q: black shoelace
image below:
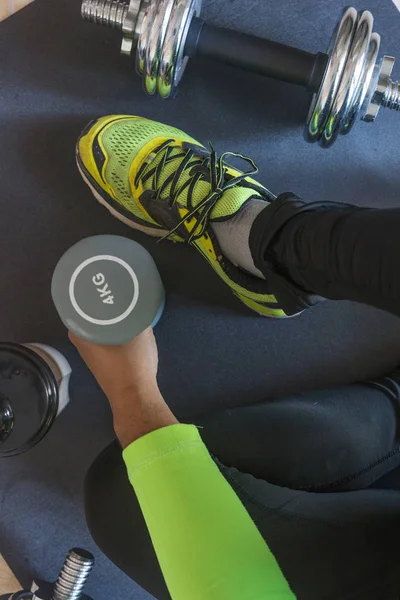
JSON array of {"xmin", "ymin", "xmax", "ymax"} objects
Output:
[{"xmin": 134, "ymin": 139, "xmax": 269, "ymax": 243}]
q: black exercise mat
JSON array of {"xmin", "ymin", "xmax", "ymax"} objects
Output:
[{"xmin": 1, "ymin": 0, "xmax": 400, "ymax": 597}]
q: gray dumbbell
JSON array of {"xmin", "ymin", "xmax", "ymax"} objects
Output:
[{"xmin": 52, "ymin": 235, "xmax": 165, "ymax": 345}]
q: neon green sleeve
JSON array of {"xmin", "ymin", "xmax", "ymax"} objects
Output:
[{"xmin": 123, "ymin": 423, "xmax": 294, "ymax": 600}]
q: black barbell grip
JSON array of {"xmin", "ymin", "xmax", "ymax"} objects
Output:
[{"xmin": 185, "ymin": 18, "xmax": 329, "ymax": 93}]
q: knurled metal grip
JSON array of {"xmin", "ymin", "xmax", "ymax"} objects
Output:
[
  {"xmin": 81, "ymin": 0, "xmax": 400, "ymax": 147},
  {"xmin": 7, "ymin": 548, "xmax": 94, "ymax": 600}
]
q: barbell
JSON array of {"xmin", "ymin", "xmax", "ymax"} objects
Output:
[{"xmin": 81, "ymin": 0, "xmax": 400, "ymax": 147}]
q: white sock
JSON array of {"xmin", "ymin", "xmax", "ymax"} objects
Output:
[{"xmin": 211, "ymin": 199, "xmax": 267, "ymax": 279}]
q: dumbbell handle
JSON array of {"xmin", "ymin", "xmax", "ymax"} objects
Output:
[{"xmin": 186, "ymin": 18, "xmax": 329, "ymax": 92}]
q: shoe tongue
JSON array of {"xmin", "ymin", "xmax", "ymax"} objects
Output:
[{"xmin": 141, "ymin": 146, "xmax": 261, "ymax": 220}]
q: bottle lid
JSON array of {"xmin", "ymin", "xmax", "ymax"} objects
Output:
[{"xmin": 0, "ymin": 343, "xmax": 58, "ymax": 457}]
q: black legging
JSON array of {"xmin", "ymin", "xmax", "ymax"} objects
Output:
[
  {"xmin": 85, "ymin": 198, "xmax": 400, "ymax": 600},
  {"xmin": 250, "ymin": 194, "xmax": 400, "ymax": 317}
]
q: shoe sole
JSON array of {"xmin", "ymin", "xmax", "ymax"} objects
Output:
[{"xmin": 77, "ymin": 159, "xmax": 169, "ymax": 239}]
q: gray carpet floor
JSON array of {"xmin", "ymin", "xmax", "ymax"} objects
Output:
[{"xmin": 1, "ymin": 0, "xmax": 400, "ymax": 597}]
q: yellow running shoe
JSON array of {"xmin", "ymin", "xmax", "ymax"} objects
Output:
[{"xmin": 76, "ymin": 115, "xmax": 289, "ymax": 317}]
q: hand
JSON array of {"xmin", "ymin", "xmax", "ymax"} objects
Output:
[
  {"xmin": 69, "ymin": 328, "xmax": 178, "ymax": 447},
  {"xmin": 69, "ymin": 328, "xmax": 159, "ymax": 402}
]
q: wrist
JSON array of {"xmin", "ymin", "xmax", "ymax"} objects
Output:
[
  {"xmin": 108, "ymin": 379, "xmax": 179, "ymax": 448},
  {"xmin": 106, "ymin": 373, "xmax": 158, "ymax": 407},
  {"xmin": 114, "ymin": 412, "xmax": 179, "ymax": 449}
]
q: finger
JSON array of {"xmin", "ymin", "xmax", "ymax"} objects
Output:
[{"xmin": 68, "ymin": 331, "xmax": 78, "ymax": 346}]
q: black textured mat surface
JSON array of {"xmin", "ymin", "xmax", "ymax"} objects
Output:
[{"xmin": 1, "ymin": 0, "xmax": 400, "ymax": 598}]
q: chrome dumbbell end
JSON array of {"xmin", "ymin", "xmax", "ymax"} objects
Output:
[
  {"xmin": 6, "ymin": 549, "xmax": 94, "ymax": 600},
  {"xmin": 306, "ymin": 8, "xmax": 399, "ymax": 146},
  {"xmin": 81, "ymin": 0, "xmax": 202, "ymax": 97},
  {"xmin": 363, "ymin": 55, "xmax": 400, "ymax": 122},
  {"xmin": 81, "ymin": 0, "xmax": 197, "ymax": 93},
  {"xmin": 305, "ymin": 8, "xmax": 379, "ymax": 146},
  {"xmin": 31, "ymin": 548, "xmax": 94, "ymax": 600}
]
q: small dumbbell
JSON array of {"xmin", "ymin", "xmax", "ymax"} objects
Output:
[
  {"xmin": 81, "ymin": 1, "xmax": 400, "ymax": 147},
  {"xmin": 6, "ymin": 548, "xmax": 94, "ymax": 600},
  {"xmin": 52, "ymin": 235, "xmax": 165, "ymax": 345}
]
